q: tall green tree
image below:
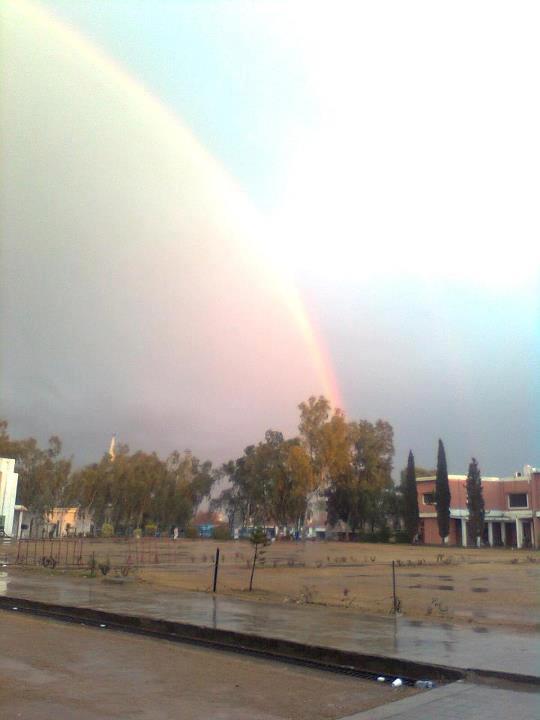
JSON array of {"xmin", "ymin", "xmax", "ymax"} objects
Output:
[
  {"xmin": 68, "ymin": 447, "xmax": 217, "ymax": 532},
  {"xmin": 216, "ymin": 430, "xmax": 314, "ymax": 532},
  {"xmin": 0, "ymin": 420, "xmax": 71, "ymax": 517},
  {"xmin": 298, "ymin": 395, "xmax": 332, "ymax": 482},
  {"xmin": 326, "ymin": 418, "xmax": 394, "ymax": 533},
  {"xmin": 466, "ymin": 457, "xmax": 485, "ymax": 546},
  {"xmin": 402, "ymin": 450, "xmax": 420, "ymax": 542},
  {"xmin": 435, "ymin": 439, "xmax": 451, "ymax": 543}
]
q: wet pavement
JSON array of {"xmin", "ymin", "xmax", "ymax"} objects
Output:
[
  {"xmin": 343, "ymin": 682, "xmax": 540, "ymax": 720},
  {"xmin": 2, "ymin": 611, "xmax": 408, "ymax": 720},
  {"xmin": 1, "ymin": 569, "xmax": 538, "ymax": 678}
]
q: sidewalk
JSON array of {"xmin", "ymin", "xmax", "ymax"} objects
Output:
[
  {"xmin": 1, "ymin": 568, "xmax": 538, "ymax": 680},
  {"xmin": 342, "ymin": 681, "xmax": 539, "ymax": 720}
]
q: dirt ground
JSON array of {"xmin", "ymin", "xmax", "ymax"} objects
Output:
[
  {"xmin": 138, "ymin": 540, "xmax": 540, "ymax": 631},
  {"xmin": 7, "ymin": 538, "xmax": 540, "ymax": 630},
  {"xmin": 0, "ymin": 611, "xmax": 417, "ymax": 720}
]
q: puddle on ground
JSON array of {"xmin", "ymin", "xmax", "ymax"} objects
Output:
[
  {"xmin": 408, "ymin": 584, "xmax": 454, "ymax": 591},
  {"xmin": 471, "ymin": 587, "xmax": 488, "ymax": 593},
  {"xmin": 343, "ymin": 574, "xmax": 379, "ymax": 578},
  {"xmin": 473, "ymin": 626, "xmax": 489, "ymax": 633}
]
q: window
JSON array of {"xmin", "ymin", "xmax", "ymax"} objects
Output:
[
  {"xmin": 508, "ymin": 493, "xmax": 528, "ymax": 509},
  {"xmin": 423, "ymin": 492, "xmax": 435, "ymax": 505}
]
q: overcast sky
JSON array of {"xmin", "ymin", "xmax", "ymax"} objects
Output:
[{"xmin": 1, "ymin": 1, "xmax": 539, "ymax": 476}]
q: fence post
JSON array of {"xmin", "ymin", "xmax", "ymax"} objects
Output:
[
  {"xmin": 249, "ymin": 545, "xmax": 258, "ymax": 592},
  {"xmin": 392, "ymin": 560, "xmax": 397, "ymax": 613},
  {"xmin": 213, "ymin": 547, "xmax": 220, "ymax": 592}
]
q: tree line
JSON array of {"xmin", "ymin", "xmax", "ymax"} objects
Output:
[
  {"xmin": 0, "ymin": 420, "xmax": 219, "ymax": 534},
  {"xmin": 1, "ymin": 398, "xmax": 486, "ymax": 542},
  {"xmin": 212, "ymin": 396, "xmax": 401, "ymax": 538},
  {"xmin": 402, "ymin": 439, "xmax": 485, "ymax": 545}
]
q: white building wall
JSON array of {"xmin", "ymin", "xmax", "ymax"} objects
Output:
[{"xmin": 0, "ymin": 458, "xmax": 19, "ymax": 536}]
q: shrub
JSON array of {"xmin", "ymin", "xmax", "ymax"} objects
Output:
[
  {"xmin": 98, "ymin": 557, "xmax": 111, "ymax": 576},
  {"xmin": 358, "ymin": 531, "xmax": 378, "ymax": 543},
  {"xmin": 185, "ymin": 526, "xmax": 199, "ymax": 539},
  {"xmin": 212, "ymin": 525, "xmax": 231, "ymax": 541},
  {"xmin": 101, "ymin": 523, "xmax": 114, "ymax": 538},
  {"xmin": 377, "ymin": 526, "xmax": 391, "ymax": 543},
  {"xmin": 133, "ymin": 528, "xmax": 142, "ymax": 539},
  {"xmin": 393, "ymin": 530, "xmax": 411, "ymax": 544},
  {"xmin": 87, "ymin": 554, "xmax": 97, "ymax": 577},
  {"xmin": 144, "ymin": 523, "xmax": 157, "ymax": 537}
]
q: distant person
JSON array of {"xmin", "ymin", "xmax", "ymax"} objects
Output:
[{"xmin": 173, "ymin": 527, "xmax": 179, "ymax": 541}]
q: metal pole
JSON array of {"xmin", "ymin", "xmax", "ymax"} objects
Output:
[
  {"xmin": 212, "ymin": 547, "xmax": 220, "ymax": 592},
  {"xmin": 249, "ymin": 545, "xmax": 258, "ymax": 592},
  {"xmin": 392, "ymin": 560, "xmax": 397, "ymax": 613}
]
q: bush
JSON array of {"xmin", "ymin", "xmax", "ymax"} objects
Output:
[
  {"xmin": 185, "ymin": 525, "xmax": 199, "ymax": 539},
  {"xmin": 101, "ymin": 523, "xmax": 114, "ymax": 538},
  {"xmin": 393, "ymin": 530, "xmax": 411, "ymax": 544},
  {"xmin": 250, "ymin": 526, "xmax": 269, "ymax": 547},
  {"xmin": 98, "ymin": 557, "xmax": 111, "ymax": 575},
  {"xmin": 212, "ymin": 525, "xmax": 231, "ymax": 540},
  {"xmin": 377, "ymin": 526, "xmax": 391, "ymax": 543},
  {"xmin": 144, "ymin": 523, "xmax": 157, "ymax": 537},
  {"xmin": 357, "ymin": 531, "xmax": 378, "ymax": 543},
  {"xmin": 133, "ymin": 528, "xmax": 142, "ymax": 539}
]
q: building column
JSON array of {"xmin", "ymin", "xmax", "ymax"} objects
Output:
[
  {"xmin": 487, "ymin": 522, "xmax": 494, "ymax": 547},
  {"xmin": 461, "ymin": 519, "xmax": 468, "ymax": 547},
  {"xmin": 516, "ymin": 518, "xmax": 523, "ymax": 549},
  {"xmin": 501, "ymin": 522, "xmax": 507, "ymax": 546}
]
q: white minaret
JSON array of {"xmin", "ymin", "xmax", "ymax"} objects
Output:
[{"xmin": 108, "ymin": 434, "xmax": 116, "ymax": 462}]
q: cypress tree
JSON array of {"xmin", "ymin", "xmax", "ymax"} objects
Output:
[
  {"xmin": 466, "ymin": 457, "xmax": 485, "ymax": 547},
  {"xmin": 435, "ymin": 439, "xmax": 451, "ymax": 543},
  {"xmin": 403, "ymin": 450, "xmax": 420, "ymax": 542}
]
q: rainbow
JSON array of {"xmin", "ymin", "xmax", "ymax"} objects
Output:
[{"xmin": 6, "ymin": 0, "xmax": 343, "ymax": 412}]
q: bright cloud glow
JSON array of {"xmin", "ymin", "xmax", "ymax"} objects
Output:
[{"xmin": 265, "ymin": 1, "xmax": 540, "ymax": 287}]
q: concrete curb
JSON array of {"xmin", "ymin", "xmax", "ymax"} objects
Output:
[
  {"xmin": 2, "ymin": 595, "xmax": 537, "ymax": 688},
  {"xmin": 0, "ymin": 595, "xmax": 462, "ymax": 684}
]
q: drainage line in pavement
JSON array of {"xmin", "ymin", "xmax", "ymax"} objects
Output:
[
  {"xmin": 0, "ymin": 596, "xmax": 470, "ymax": 687},
  {"xmin": 1, "ymin": 601, "xmax": 424, "ymax": 687}
]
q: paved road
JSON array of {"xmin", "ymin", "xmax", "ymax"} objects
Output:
[
  {"xmin": 343, "ymin": 682, "xmax": 539, "ymax": 720},
  {"xmin": 1, "ymin": 569, "xmax": 538, "ymax": 678},
  {"xmin": 0, "ymin": 612, "xmax": 415, "ymax": 720}
]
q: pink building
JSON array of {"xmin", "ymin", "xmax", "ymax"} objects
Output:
[{"xmin": 417, "ymin": 465, "xmax": 539, "ymax": 548}]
